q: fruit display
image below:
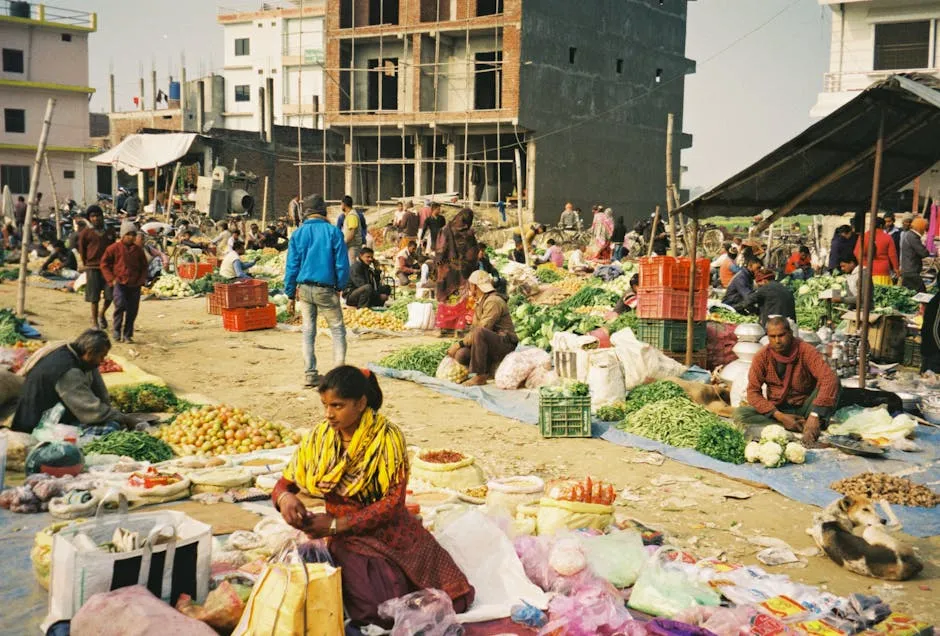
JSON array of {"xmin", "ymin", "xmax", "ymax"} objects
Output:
[
  {"xmin": 318, "ymin": 307, "xmax": 405, "ymax": 332},
  {"xmin": 98, "ymin": 358, "xmax": 123, "ymax": 374},
  {"xmin": 150, "ymin": 274, "xmax": 195, "ymax": 298},
  {"xmin": 152, "ymin": 404, "xmax": 301, "ymax": 457}
]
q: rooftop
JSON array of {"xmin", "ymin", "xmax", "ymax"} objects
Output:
[
  {"xmin": 0, "ymin": 1, "xmax": 97, "ymax": 31},
  {"xmin": 217, "ymin": 0, "xmax": 324, "ymax": 23}
]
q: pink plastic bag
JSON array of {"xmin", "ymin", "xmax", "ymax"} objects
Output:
[
  {"xmin": 514, "ymin": 535, "xmax": 556, "ymax": 591},
  {"xmin": 537, "ymin": 581, "xmax": 639, "ymax": 636},
  {"xmin": 71, "ymin": 585, "xmax": 217, "ymax": 636},
  {"xmin": 674, "ymin": 606, "xmax": 757, "ymax": 636},
  {"xmin": 378, "ymin": 589, "xmax": 464, "ymax": 636}
]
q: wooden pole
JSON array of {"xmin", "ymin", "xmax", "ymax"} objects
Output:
[
  {"xmin": 665, "ymin": 113, "xmax": 678, "ymax": 257},
  {"xmin": 922, "ymin": 188, "xmax": 931, "ymax": 215},
  {"xmin": 647, "ymin": 205, "xmax": 661, "ymax": 258},
  {"xmin": 858, "ymin": 110, "xmax": 885, "ymax": 388},
  {"xmin": 515, "ymin": 149, "xmax": 529, "ymax": 265},
  {"xmin": 912, "ymin": 177, "xmax": 920, "ymax": 214},
  {"xmin": 261, "ymin": 176, "xmax": 270, "ymax": 228},
  {"xmin": 165, "ymin": 162, "xmax": 180, "ymax": 223},
  {"xmin": 685, "ymin": 216, "xmax": 698, "ymax": 366},
  {"xmin": 43, "ymin": 154, "xmax": 61, "ymax": 240},
  {"xmin": 17, "ymin": 99, "xmax": 56, "ymax": 318}
]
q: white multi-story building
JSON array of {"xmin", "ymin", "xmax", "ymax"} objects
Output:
[
  {"xmin": 0, "ymin": 2, "xmax": 97, "ymax": 205},
  {"xmin": 218, "ymin": 0, "xmax": 326, "ymax": 133},
  {"xmin": 812, "ymin": 0, "xmax": 940, "ymax": 118}
]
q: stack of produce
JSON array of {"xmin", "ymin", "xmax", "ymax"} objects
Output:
[
  {"xmin": 83, "ymin": 430, "xmax": 175, "ymax": 463},
  {"xmin": 744, "ymin": 425, "xmax": 805, "ymax": 468},
  {"xmin": 110, "ymin": 383, "xmax": 184, "ymax": 413},
  {"xmin": 707, "ymin": 307, "xmax": 758, "ymax": 324},
  {"xmin": 189, "ymin": 273, "xmax": 228, "ymax": 295},
  {"xmin": 831, "ymin": 473, "xmax": 938, "ymax": 507},
  {"xmin": 151, "ymin": 404, "xmax": 300, "ymax": 457},
  {"xmin": 0, "ymin": 309, "xmax": 27, "ymax": 346},
  {"xmin": 513, "ymin": 287, "xmax": 620, "ymax": 349},
  {"xmin": 319, "ymin": 307, "xmax": 405, "ymax": 332},
  {"xmin": 378, "ymin": 342, "xmax": 452, "ymax": 376},
  {"xmin": 622, "ymin": 380, "xmax": 687, "ymax": 416},
  {"xmin": 149, "ymin": 274, "xmax": 195, "ymax": 298},
  {"xmin": 535, "ymin": 264, "xmax": 566, "ymax": 283}
]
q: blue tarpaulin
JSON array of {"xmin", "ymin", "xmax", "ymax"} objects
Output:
[{"xmin": 370, "ymin": 365, "xmax": 940, "ymax": 538}]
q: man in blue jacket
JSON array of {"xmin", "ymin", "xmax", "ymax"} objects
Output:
[{"xmin": 285, "ymin": 194, "xmax": 350, "ymax": 387}]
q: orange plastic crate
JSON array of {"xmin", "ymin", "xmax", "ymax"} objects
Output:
[
  {"xmin": 178, "ymin": 262, "xmax": 214, "ymax": 280},
  {"xmin": 637, "ymin": 287, "xmax": 707, "ymax": 320},
  {"xmin": 214, "ymin": 279, "xmax": 269, "ymax": 309},
  {"xmin": 638, "ymin": 256, "xmax": 676, "ymax": 288},
  {"xmin": 204, "ymin": 256, "xmax": 220, "ymax": 269},
  {"xmin": 222, "ymin": 303, "xmax": 277, "ymax": 332},
  {"xmin": 206, "ymin": 292, "xmax": 222, "ymax": 315},
  {"xmin": 673, "ymin": 257, "xmax": 711, "ymax": 292}
]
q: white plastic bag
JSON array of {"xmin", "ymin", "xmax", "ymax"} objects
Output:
[
  {"xmin": 495, "ymin": 348, "xmax": 550, "ymax": 390},
  {"xmin": 611, "ymin": 328, "xmax": 686, "ymax": 390},
  {"xmin": 435, "ymin": 356, "xmax": 469, "ymax": 384},
  {"xmin": 404, "ymin": 302, "xmax": 436, "ymax": 330},
  {"xmin": 524, "ymin": 366, "xmax": 558, "ymax": 389},
  {"xmin": 828, "ymin": 407, "xmax": 916, "ymax": 445},
  {"xmin": 586, "ymin": 350, "xmax": 625, "ymax": 408},
  {"xmin": 581, "ymin": 531, "xmax": 646, "ymax": 588}
]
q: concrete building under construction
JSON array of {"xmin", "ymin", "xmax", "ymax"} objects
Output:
[{"xmin": 321, "ymin": 0, "xmax": 694, "ymax": 223}]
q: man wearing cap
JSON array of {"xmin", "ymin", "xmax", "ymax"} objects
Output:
[
  {"xmin": 284, "ymin": 194, "xmax": 350, "ymax": 387},
  {"xmin": 447, "ymin": 270, "xmax": 518, "ymax": 386},
  {"xmin": 77, "ymin": 205, "xmax": 115, "ymax": 329},
  {"xmin": 738, "ymin": 269, "xmax": 796, "ymax": 329},
  {"xmin": 899, "ymin": 217, "xmax": 929, "ymax": 292},
  {"xmin": 100, "ymin": 221, "xmax": 148, "ymax": 343}
]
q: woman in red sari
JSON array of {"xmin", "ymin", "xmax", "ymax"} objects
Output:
[{"xmin": 272, "ymin": 366, "xmax": 474, "ymax": 626}]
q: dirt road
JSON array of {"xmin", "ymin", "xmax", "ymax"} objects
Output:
[{"xmin": 4, "ymin": 283, "xmax": 937, "ymax": 622}]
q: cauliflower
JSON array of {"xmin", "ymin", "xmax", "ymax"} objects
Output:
[
  {"xmin": 744, "ymin": 441, "xmax": 762, "ymax": 463},
  {"xmin": 760, "ymin": 424, "xmax": 791, "ymax": 447},
  {"xmin": 758, "ymin": 441, "xmax": 785, "ymax": 467},
  {"xmin": 784, "ymin": 442, "xmax": 806, "ymax": 464}
]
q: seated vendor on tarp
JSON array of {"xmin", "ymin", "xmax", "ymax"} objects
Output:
[
  {"xmin": 11, "ymin": 329, "xmax": 138, "ymax": 434},
  {"xmin": 733, "ymin": 317, "xmax": 901, "ymax": 446},
  {"xmin": 447, "ymin": 270, "xmax": 518, "ymax": 386}
]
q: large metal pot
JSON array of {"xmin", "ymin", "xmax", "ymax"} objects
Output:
[{"xmin": 735, "ymin": 323, "xmax": 765, "ymax": 342}]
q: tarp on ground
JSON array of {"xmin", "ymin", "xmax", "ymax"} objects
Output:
[
  {"xmin": 371, "ymin": 365, "xmax": 940, "ymax": 538},
  {"xmin": 90, "ymin": 133, "xmax": 199, "ymax": 175},
  {"xmin": 677, "ymin": 74, "xmax": 940, "ymax": 219}
]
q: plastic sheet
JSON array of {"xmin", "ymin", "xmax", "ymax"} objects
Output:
[{"xmin": 379, "ymin": 589, "xmax": 464, "ymax": 636}]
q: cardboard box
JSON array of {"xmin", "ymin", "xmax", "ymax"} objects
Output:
[{"xmin": 841, "ymin": 312, "xmax": 907, "ymax": 363}]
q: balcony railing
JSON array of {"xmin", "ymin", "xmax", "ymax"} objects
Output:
[
  {"xmin": 0, "ymin": 1, "xmax": 96, "ymax": 28},
  {"xmin": 823, "ymin": 68, "xmax": 940, "ymax": 93}
]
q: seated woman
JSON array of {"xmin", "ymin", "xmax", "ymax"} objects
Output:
[{"xmin": 272, "ymin": 367, "xmax": 474, "ymax": 626}]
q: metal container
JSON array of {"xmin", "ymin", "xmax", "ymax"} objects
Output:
[{"xmin": 735, "ymin": 323, "xmax": 765, "ymax": 342}]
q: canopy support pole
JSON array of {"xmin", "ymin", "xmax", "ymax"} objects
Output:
[
  {"xmin": 647, "ymin": 205, "xmax": 661, "ymax": 258},
  {"xmin": 685, "ymin": 216, "xmax": 699, "ymax": 366},
  {"xmin": 165, "ymin": 162, "xmax": 180, "ymax": 223},
  {"xmin": 665, "ymin": 113, "xmax": 679, "ymax": 256},
  {"xmin": 43, "ymin": 154, "xmax": 61, "ymax": 240},
  {"xmin": 858, "ymin": 110, "xmax": 885, "ymax": 388}
]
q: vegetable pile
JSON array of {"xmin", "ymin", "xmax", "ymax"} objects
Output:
[
  {"xmin": 784, "ymin": 275, "xmax": 846, "ymax": 329},
  {"xmin": 831, "ymin": 473, "xmax": 938, "ymax": 508},
  {"xmin": 152, "ymin": 404, "xmax": 300, "ymax": 456},
  {"xmin": 419, "ymin": 450, "xmax": 466, "ymax": 464},
  {"xmin": 189, "ymin": 273, "xmax": 228, "ymax": 295},
  {"xmin": 378, "ymin": 342, "xmax": 453, "ymax": 376},
  {"xmin": 540, "ymin": 382, "xmax": 590, "ymax": 398},
  {"xmin": 623, "ymin": 380, "xmax": 687, "ymax": 416},
  {"xmin": 98, "ymin": 358, "xmax": 123, "ymax": 374},
  {"xmin": 707, "ymin": 307, "xmax": 758, "ymax": 324},
  {"xmin": 535, "ymin": 264, "xmax": 565, "ymax": 283},
  {"xmin": 83, "ymin": 430, "xmax": 174, "ymax": 463},
  {"xmin": 320, "ymin": 307, "xmax": 405, "ymax": 332},
  {"xmin": 872, "ymin": 285, "xmax": 919, "ymax": 314},
  {"xmin": 0, "ymin": 309, "xmax": 27, "ymax": 346},
  {"xmin": 110, "ymin": 384, "xmax": 181, "ymax": 413},
  {"xmin": 744, "ymin": 425, "xmax": 805, "ymax": 468},
  {"xmin": 548, "ymin": 477, "xmax": 616, "ymax": 505},
  {"xmin": 150, "ymin": 274, "xmax": 195, "ymax": 298},
  {"xmin": 618, "ymin": 396, "xmax": 734, "ymax": 451},
  {"xmin": 695, "ymin": 421, "xmax": 747, "ymax": 464},
  {"xmin": 595, "ymin": 402, "xmax": 628, "ymax": 422},
  {"xmin": 513, "ymin": 286, "xmax": 620, "ymax": 349}
]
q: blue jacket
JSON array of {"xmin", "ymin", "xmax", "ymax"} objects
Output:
[
  {"xmin": 723, "ymin": 268, "xmax": 754, "ymax": 308},
  {"xmin": 284, "ymin": 217, "xmax": 350, "ymax": 297}
]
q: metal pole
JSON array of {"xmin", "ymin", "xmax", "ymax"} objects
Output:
[
  {"xmin": 647, "ymin": 205, "xmax": 661, "ymax": 258},
  {"xmin": 297, "ymin": 0, "xmax": 303, "ymax": 199},
  {"xmin": 43, "ymin": 155, "xmax": 61, "ymax": 240},
  {"xmin": 858, "ymin": 111, "xmax": 885, "ymax": 388},
  {"xmin": 685, "ymin": 217, "xmax": 698, "ymax": 366},
  {"xmin": 17, "ymin": 99, "xmax": 56, "ymax": 318}
]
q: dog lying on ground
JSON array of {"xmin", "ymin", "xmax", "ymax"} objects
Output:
[
  {"xmin": 807, "ymin": 495, "xmax": 923, "ymax": 581},
  {"xmin": 663, "ymin": 376, "xmax": 735, "ymax": 418}
]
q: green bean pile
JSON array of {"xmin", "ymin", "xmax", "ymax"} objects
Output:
[
  {"xmin": 618, "ymin": 396, "xmax": 726, "ymax": 448},
  {"xmin": 378, "ymin": 342, "xmax": 454, "ymax": 376},
  {"xmin": 83, "ymin": 430, "xmax": 175, "ymax": 463},
  {"xmin": 623, "ymin": 380, "xmax": 687, "ymax": 416}
]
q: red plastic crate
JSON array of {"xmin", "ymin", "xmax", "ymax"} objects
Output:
[
  {"xmin": 222, "ymin": 303, "xmax": 277, "ymax": 332},
  {"xmin": 638, "ymin": 256, "xmax": 676, "ymax": 288},
  {"xmin": 214, "ymin": 279, "xmax": 269, "ymax": 309},
  {"xmin": 204, "ymin": 256, "xmax": 220, "ymax": 269},
  {"xmin": 673, "ymin": 257, "xmax": 711, "ymax": 292},
  {"xmin": 178, "ymin": 262, "xmax": 214, "ymax": 280},
  {"xmin": 637, "ymin": 287, "xmax": 707, "ymax": 320},
  {"xmin": 206, "ymin": 292, "xmax": 222, "ymax": 315}
]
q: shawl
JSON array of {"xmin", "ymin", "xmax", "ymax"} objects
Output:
[{"xmin": 768, "ymin": 338, "xmax": 802, "ymax": 401}]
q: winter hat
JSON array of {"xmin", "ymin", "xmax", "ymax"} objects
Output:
[
  {"xmin": 303, "ymin": 194, "xmax": 327, "ymax": 216},
  {"xmin": 912, "ymin": 217, "xmax": 928, "ymax": 234},
  {"xmin": 120, "ymin": 221, "xmax": 137, "ymax": 237}
]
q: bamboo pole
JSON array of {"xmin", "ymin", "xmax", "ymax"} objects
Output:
[
  {"xmin": 858, "ymin": 110, "xmax": 885, "ymax": 388},
  {"xmin": 43, "ymin": 155, "xmax": 61, "ymax": 240},
  {"xmin": 515, "ymin": 149, "xmax": 529, "ymax": 266},
  {"xmin": 261, "ymin": 176, "xmax": 269, "ymax": 229},
  {"xmin": 665, "ymin": 113, "xmax": 678, "ymax": 257},
  {"xmin": 165, "ymin": 162, "xmax": 180, "ymax": 223},
  {"xmin": 685, "ymin": 216, "xmax": 699, "ymax": 366},
  {"xmin": 17, "ymin": 99, "xmax": 56, "ymax": 318},
  {"xmin": 647, "ymin": 205, "xmax": 661, "ymax": 258}
]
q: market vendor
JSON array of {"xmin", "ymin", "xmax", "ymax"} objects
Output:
[
  {"xmin": 345, "ymin": 247, "xmax": 391, "ymax": 308},
  {"xmin": 272, "ymin": 366, "xmax": 474, "ymax": 627},
  {"xmin": 734, "ymin": 317, "xmax": 902, "ymax": 445},
  {"xmin": 613, "ymin": 273, "xmax": 640, "ymax": 314},
  {"xmin": 536, "ymin": 238, "xmax": 564, "ymax": 267},
  {"xmin": 40, "ymin": 240, "xmax": 78, "ymax": 273},
  {"xmin": 738, "ymin": 269, "xmax": 796, "ymax": 328},
  {"xmin": 11, "ymin": 329, "xmax": 137, "ymax": 434},
  {"xmin": 839, "ymin": 255, "xmax": 861, "ymax": 307},
  {"xmin": 722, "ymin": 257, "xmax": 762, "ymax": 309},
  {"xmin": 448, "ymin": 270, "xmax": 518, "ymax": 386},
  {"xmin": 784, "ymin": 246, "xmax": 814, "ymax": 279},
  {"xmin": 567, "ymin": 244, "xmax": 594, "ymax": 274},
  {"xmin": 219, "ymin": 240, "xmax": 255, "ymax": 280},
  {"xmin": 395, "ymin": 240, "xmax": 419, "ymax": 286}
]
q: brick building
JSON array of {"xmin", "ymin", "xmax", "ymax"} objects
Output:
[{"xmin": 323, "ymin": 0, "xmax": 694, "ymax": 223}]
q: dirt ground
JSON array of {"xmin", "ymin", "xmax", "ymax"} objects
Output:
[{"xmin": 4, "ymin": 283, "xmax": 938, "ymax": 623}]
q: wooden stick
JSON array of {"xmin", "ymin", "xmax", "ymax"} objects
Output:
[
  {"xmin": 43, "ymin": 154, "xmax": 61, "ymax": 240},
  {"xmin": 665, "ymin": 114, "xmax": 678, "ymax": 257},
  {"xmin": 685, "ymin": 216, "xmax": 698, "ymax": 366},
  {"xmin": 647, "ymin": 205, "xmax": 661, "ymax": 258},
  {"xmin": 165, "ymin": 162, "xmax": 180, "ymax": 223},
  {"xmin": 858, "ymin": 110, "xmax": 885, "ymax": 388},
  {"xmin": 17, "ymin": 98, "xmax": 56, "ymax": 318},
  {"xmin": 515, "ymin": 149, "xmax": 529, "ymax": 266},
  {"xmin": 261, "ymin": 176, "xmax": 269, "ymax": 229}
]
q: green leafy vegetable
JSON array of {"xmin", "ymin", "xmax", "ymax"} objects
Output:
[
  {"xmin": 0, "ymin": 308, "xmax": 26, "ymax": 345},
  {"xmin": 535, "ymin": 266, "xmax": 564, "ymax": 283},
  {"xmin": 596, "ymin": 402, "xmax": 628, "ymax": 422},
  {"xmin": 110, "ymin": 383, "xmax": 181, "ymax": 413},
  {"xmin": 189, "ymin": 273, "xmax": 229, "ymax": 295},
  {"xmin": 540, "ymin": 381, "xmax": 590, "ymax": 398},
  {"xmin": 83, "ymin": 430, "xmax": 175, "ymax": 463},
  {"xmin": 377, "ymin": 342, "xmax": 453, "ymax": 376},
  {"xmin": 695, "ymin": 421, "xmax": 747, "ymax": 464},
  {"xmin": 623, "ymin": 380, "xmax": 687, "ymax": 416}
]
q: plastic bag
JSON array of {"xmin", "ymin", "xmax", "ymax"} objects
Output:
[
  {"xmin": 404, "ymin": 302, "xmax": 436, "ymax": 330},
  {"xmin": 674, "ymin": 606, "xmax": 758, "ymax": 636},
  {"xmin": 435, "ymin": 298, "xmax": 473, "ymax": 330},
  {"xmin": 647, "ymin": 618, "xmax": 718, "ymax": 636},
  {"xmin": 525, "ymin": 366, "xmax": 559, "ymax": 389},
  {"xmin": 486, "ymin": 475, "xmax": 544, "ymax": 516},
  {"xmin": 2, "ymin": 429, "xmax": 36, "ymax": 472},
  {"xmin": 495, "ymin": 348, "xmax": 551, "ymax": 390},
  {"xmin": 411, "ymin": 451, "xmax": 485, "ymax": 491},
  {"xmin": 611, "ymin": 328, "xmax": 687, "ymax": 390},
  {"xmin": 378, "ymin": 589, "xmax": 464, "ymax": 636},
  {"xmin": 435, "ymin": 356, "xmax": 470, "ymax": 384},
  {"xmin": 536, "ymin": 497, "xmax": 614, "ymax": 536},
  {"xmin": 628, "ymin": 548, "xmax": 721, "ymax": 618},
  {"xmin": 25, "ymin": 441, "xmax": 83, "ymax": 475},
  {"xmin": 176, "ymin": 581, "xmax": 246, "ymax": 633},
  {"xmin": 514, "ymin": 535, "xmax": 556, "ymax": 591},
  {"xmin": 828, "ymin": 407, "xmax": 916, "ymax": 445},
  {"xmin": 71, "ymin": 585, "xmax": 217, "ymax": 636},
  {"xmin": 549, "ymin": 536, "xmax": 586, "ymax": 576},
  {"xmin": 586, "ymin": 350, "xmax": 626, "ymax": 408},
  {"xmin": 32, "ymin": 403, "xmax": 82, "ymax": 444},
  {"xmin": 582, "ymin": 530, "xmax": 646, "ymax": 588},
  {"xmin": 537, "ymin": 581, "xmax": 638, "ymax": 636}
]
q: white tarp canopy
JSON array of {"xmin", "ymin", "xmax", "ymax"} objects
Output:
[{"xmin": 90, "ymin": 133, "xmax": 199, "ymax": 175}]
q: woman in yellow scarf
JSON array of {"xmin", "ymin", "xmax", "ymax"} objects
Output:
[{"xmin": 272, "ymin": 366, "xmax": 474, "ymax": 626}]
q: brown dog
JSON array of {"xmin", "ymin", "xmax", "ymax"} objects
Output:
[{"xmin": 663, "ymin": 376, "xmax": 735, "ymax": 418}]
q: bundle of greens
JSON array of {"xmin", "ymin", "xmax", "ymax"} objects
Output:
[
  {"xmin": 535, "ymin": 265, "xmax": 565, "ymax": 284},
  {"xmin": 512, "ymin": 285, "xmax": 620, "ymax": 350},
  {"xmin": 695, "ymin": 421, "xmax": 747, "ymax": 464},
  {"xmin": 0, "ymin": 309, "xmax": 25, "ymax": 346},
  {"xmin": 189, "ymin": 273, "xmax": 228, "ymax": 295},
  {"xmin": 707, "ymin": 307, "xmax": 759, "ymax": 324},
  {"xmin": 872, "ymin": 285, "xmax": 918, "ymax": 314},
  {"xmin": 83, "ymin": 430, "xmax": 175, "ymax": 463},
  {"xmin": 596, "ymin": 401, "xmax": 628, "ymax": 422},
  {"xmin": 377, "ymin": 342, "xmax": 453, "ymax": 376},
  {"xmin": 618, "ymin": 396, "xmax": 727, "ymax": 449},
  {"xmin": 623, "ymin": 380, "xmax": 687, "ymax": 416},
  {"xmin": 110, "ymin": 383, "xmax": 181, "ymax": 413}
]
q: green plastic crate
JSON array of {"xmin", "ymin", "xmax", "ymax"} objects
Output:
[
  {"xmin": 635, "ymin": 319, "xmax": 706, "ymax": 352},
  {"xmin": 904, "ymin": 336, "xmax": 921, "ymax": 368},
  {"xmin": 539, "ymin": 394, "xmax": 592, "ymax": 438}
]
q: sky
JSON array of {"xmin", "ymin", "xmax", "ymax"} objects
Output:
[{"xmin": 68, "ymin": 0, "xmax": 832, "ymax": 191}]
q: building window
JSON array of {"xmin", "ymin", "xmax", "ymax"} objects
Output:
[
  {"xmin": 2, "ymin": 48, "xmax": 24, "ymax": 73},
  {"xmin": 63, "ymin": 170, "xmax": 75, "ymax": 180},
  {"xmin": 0, "ymin": 165, "xmax": 30, "ymax": 193},
  {"xmin": 61, "ymin": 33, "xmax": 72, "ymax": 42},
  {"xmin": 874, "ymin": 21, "xmax": 930, "ymax": 70},
  {"xmin": 234, "ymin": 85, "xmax": 251, "ymax": 102},
  {"xmin": 367, "ymin": 58, "xmax": 399, "ymax": 111},
  {"xmin": 616, "ymin": 59, "xmax": 624, "ymax": 74},
  {"xmin": 235, "ymin": 38, "xmax": 250, "ymax": 56},
  {"xmin": 477, "ymin": 0, "xmax": 503, "ymax": 16},
  {"xmin": 569, "ymin": 47, "xmax": 577, "ymax": 64},
  {"xmin": 368, "ymin": 0, "xmax": 399, "ymax": 26},
  {"xmin": 474, "ymin": 52, "xmax": 502, "ymax": 110},
  {"xmin": 4, "ymin": 109, "xmax": 25, "ymax": 133}
]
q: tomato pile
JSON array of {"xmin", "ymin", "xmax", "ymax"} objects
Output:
[
  {"xmin": 98, "ymin": 358, "xmax": 123, "ymax": 374},
  {"xmin": 152, "ymin": 404, "xmax": 301, "ymax": 457},
  {"xmin": 551, "ymin": 477, "xmax": 617, "ymax": 505}
]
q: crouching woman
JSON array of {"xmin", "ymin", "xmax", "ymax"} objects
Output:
[{"xmin": 272, "ymin": 366, "xmax": 474, "ymax": 626}]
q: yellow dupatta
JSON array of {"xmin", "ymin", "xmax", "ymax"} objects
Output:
[{"xmin": 285, "ymin": 409, "xmax": 407, "ymax": 504}]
